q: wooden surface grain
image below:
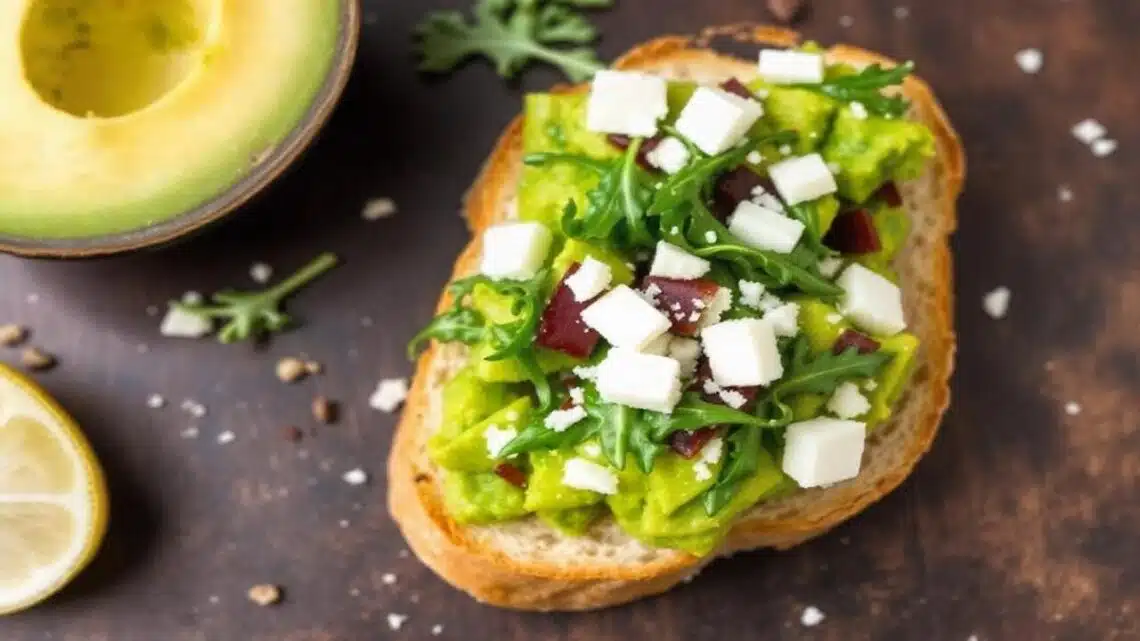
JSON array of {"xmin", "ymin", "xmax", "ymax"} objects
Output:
[{"xmin": 3, "ymin": 1, "xmax": 1139, "ymax": 640}]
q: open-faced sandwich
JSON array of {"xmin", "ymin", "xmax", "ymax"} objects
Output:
[{"xmin": 390, "ymin": 26, "xmax": 964, "ymax": 611}]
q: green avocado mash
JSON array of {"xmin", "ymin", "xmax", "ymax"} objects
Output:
[{"xmin": 414, "ymin": 56, "xmax": 934, "ymax": 556}]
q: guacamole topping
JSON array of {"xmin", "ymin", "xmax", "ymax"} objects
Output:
[{"xmin": 412, "ymin": 49, "xmax": 935, "ymax": 556}]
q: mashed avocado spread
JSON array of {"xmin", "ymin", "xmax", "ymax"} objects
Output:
[{"xmin": 411, "ymin": 52, "xmax": 934, "ymax": 556}]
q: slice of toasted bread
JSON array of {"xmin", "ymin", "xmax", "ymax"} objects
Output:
[{"xmin": 389, "ymin": 25, "xmax": 965, "ymax": 611}]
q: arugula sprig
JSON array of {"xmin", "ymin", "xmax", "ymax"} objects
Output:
[
  {"xmin": 703, "ymin": 427, "xmax": 762, "ymax": 515},
  {"xmin": 416, "ymin": 0, "xmax": 610, "ymax": 82},
  {"xmin": 795, "ymin": 61, "xmax": 915, "ymax": 118},
  {"xmin": 764, "ymin": 336, "xmax": 892, "ymax": 419},
  {"xmin": 174, "ymin": 253, "xmax": 338, "ymax": 344}
]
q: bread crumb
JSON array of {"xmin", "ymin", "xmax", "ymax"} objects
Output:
[
  {"xmin": 282, "ymin": 426, "xmax": 304, "ymax": 443},
  {"xmin": 311, "ymin": 396, "xmax": 337, "ymax": 424},
  {"xmin": 247, "ymin": 584, "xmax": 281, "ymax": 606},
  {"xmin": 801, "ymin": 605, "xmax": 825, "ymax": 627},
  {"xmin": 147, "ymin": 394, "xmax": 166, "ymax": 409},
  {"xmin": 250, "ymin": 262, "xmax": 273, "ymax": 284},
  {"xmin": 343, "ymin": 468, "xmax": 369, "ymax": 485},
  {"xmin": 1065, "ymin": 401, "xmax": 1082, "ymax": 416},
  {"xmin": 370, "ymin": 378, "xmax": 409, "ymax": 413},
  {"xmin": 982, "ymin": 286, "xmax": 1011, "ymax": 319},
  {"xmin": 1014, "ymin": 48, "xmax": 1043, "ymax": 74},
  {"xmin": 276, "ymin": 357, "xmax": 307, "ymax": 383},
  {"xmin": 0, "ymin": 324, "xmax": 28, "ymax": 347},
  {"xmin": 362, "ymin": 197, "xmax": 398, "ymax": 221},
  {"xmin": 387, "ymin": 613, "xmax": 408, "ymax": 631},
  {"xmin": 20, "ymin": 347, "xmax": 56, "ymax": 371},
  {"xmin": 305, "ymin": 360, "xmax": 323, "ymax": 375}
]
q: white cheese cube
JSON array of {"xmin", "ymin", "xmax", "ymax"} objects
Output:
[
  {"xmin": 701, "ymin": 318, "xmax": 784, "ymax": 387},
  {"xmin": 697, "ymin": 286, "xmax": 734, "ymax": 329},
  {"xmin": 586, "ymin": 70, "xmax": 669, "ymax": 137},
  {"xmin": 758, "ymin": 49, "xmax": 825, "ymax": 85},
  {"xmin": 767, "ymin": 153, "xmax": 838, "ymax": 206},
  {"xmin": 562, "ymin": 457, "xmax": 619, "ymax": 495},
  {"xmin": 641, "ymin": 333, "xmax": 673, "ymax": 356},
  {"xmin": 484, "ymin": 424, "xmax": 518, "ymax": 458},
  {"xmin": 667, "ymin": 337, "xmax": 702, "ymax": 377},
  {"xmin": 781, "ymin": 418, "xmax": 867, "ymax": 488},
  {"xmin": 827, "ymin": 381, "xmax": 871, "ymax": 419},
  {"xmin": 763, "ymin": 302, "xmax": 801, "ymax": 337},
  {"xmin": 837, "ymin": 264, "xmax": 907, "ymax": 336},
  {"xmin": 649, "ymin": 241, "xmax": 711, "ymax": 280},
  {"xmin": 564, "ymin": 256, "xmax": 613, "ymax": 302},
  {"xmin": 581, "ymin": 285, "xmax": 672, "ymax": 350},
  {"xmin": 160, "ymin": 306, "xmax": 213, "ymax": 338},
  {"xmin": 595, "ymin": 349, "xmax": 683, "ymax": 413},
  {"xmin": 479, "ymin": 222, "xmax": 553, "ymax": 281},
  {"xmin": 728, "ymin": 200, "xmax": 805, "ymax": 254},
  {"xmin": 646, "ymin": 137, "xmax": 691, "ymax": 174},
  {"xmin": 675, "ymin": 87, "xmax": 764, "ymax": 155}
]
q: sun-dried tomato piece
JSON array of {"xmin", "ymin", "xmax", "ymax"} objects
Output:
[
  {"xmin": 833, "ymin": 329, "xmax": 881, "ymax": 355},
  {"xmin": 642, "ymin": 276, "xmax": 720, "ymax": 337},
  {"xmin": 607, "ymin": 134, "xmax": 663, "ymax": 171},
  {"xmin": 536, "ymin": 263, "xmax": 602, "ymax": 359},
  {"xmin": 875, "ymin": 181, "xmax": 903, "ymax": 207},
  {"xmin": 494, "ymin": 463, "xmax": 528, "ymax": 488},
  {"xmin": 719, "ymin": 77, "xmax": 755, "ymax": 100},
  {"xmin": 824, "ymin": 208, "xmax": 882, "ymax": 254},
  {"xmin": 669, "ymin": 427, "xmax": 719, "ymax": 459},
  {"xmin": 713, "ymin": 168, "xmax": 774, "ymax": 221}
]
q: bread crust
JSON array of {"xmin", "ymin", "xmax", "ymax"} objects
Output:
[{"xmin": 388, "ymin": 26, "xmax": 965, "ymax": 611}]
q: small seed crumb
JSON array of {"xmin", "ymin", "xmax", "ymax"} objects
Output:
[
  {"xmin": 0, "ymin": 324, "xmax": 28, "ymax": 347},
  {"xmin": 311, "ymin": 396, "xmax": 337, "ymax": 424},
  {"xmin": 283, "ymin": 426, "xmax": 304, "ymax": 443},
  {"xmin": 247, "ymin": 584, "xmax": 281, "ymax": 607},
  {"xmin": 276, "ymin": 357, "xmax": 306, "ymax": 383},
  {"xmin": 21, "ymin": 347, "xmax": 56, "ymax": 371},
  {"xmin": 304, "ymin": 360, "xmax": 323, "ymax": 375}
]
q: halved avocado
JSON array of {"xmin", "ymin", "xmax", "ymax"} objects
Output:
[{"xmin": 0, "ymin": 0, "xmax": 358, "ymax": 256}]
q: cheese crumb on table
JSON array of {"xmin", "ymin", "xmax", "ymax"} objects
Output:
[
  {"xmin": 381, "ymin": 572, "xmax": 397, "ymax": 585},
  {"xmin": 1092, "ymin": 138, "xmax": 1118, "ymax": 157},
  {"xmin": 1015, "ymin": 48, "xmax": 1043, "ymax": 74},
  {"xmin": 982, "ymin": 286, "xmax": 1011, "ymax": 319},
  {"xmin": 1064, "ymin": 402, "xmax": 1082, "ymax": 416},
  {"xmin": 431, "ymin": 624, "xmax": 444, "ymax": 636},
  {"xmin": 342, "ymin": 468, "xmax": 369, "ymax": 486},
  {"xmin": 387, "ymin": 613, "xmax": 408, "ymax": 631},
  {"xmin": 370, "ymin": 378, "xmax": 409, "ymax": 412},
  {"xmin": 801, "ymin": 605, "xmax": 826, "ymax": 626},
  {"xmin": 249, "ymin": 262, "xmax": 273, "ymax": 284},
  {"xmin": 362, "ymin": 197, "xmax": 398, "ymax": 220},
  {"xmin": 146, "ymin": 394, "xmax": 166, "ymax": 409},
  {"xmin": 1071, "ymin": 118, "xmax": 1106, "ymax": 145},
  {"xmin": 1058, "ymin": 185, "xmax": 1073, "ymax": 202},
  {"xmin": 247, "ymin": 584, "xmax": 281, "ymax": 607},
  {"xmin": 216, "ymin": 431, "xmax": 236, "ymax": 445}
]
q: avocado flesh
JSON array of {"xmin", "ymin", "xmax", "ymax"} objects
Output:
[{"xmin": 0, "ymin": 0, "xmax": 340, "ymax": 238}]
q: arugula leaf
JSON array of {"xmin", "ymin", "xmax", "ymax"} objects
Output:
[
  {"xmin": 703, "ymin": 427, "xmax": 761, "ymax": 515},
  {"xmin": 628, "ymin": 419, "xmax": 663, "ymax": 474},
  {"xmin": 599, "ymin": 403, "xmax": 633, "ymax": 469},
  {"xmin": 415, "ymin": 0, "xmax": 610, "ymax": 82},
  {"xmin": 497, "ymin": 412, "xmax": 597, "ymax": 459},
  {"xmin": 407, "ymin": 307, "xmax": 486, "ymax": 359},
  {"xmin": 794, "ymin": 61, "xmax": 915, "ymax": 118},
  {"xmin": 644, "ymin": 393, "xmax": 789, "ymax": 442},
  {"xmin": 772, "ymin": 336, "xmax": 892, "ymax": 398}
]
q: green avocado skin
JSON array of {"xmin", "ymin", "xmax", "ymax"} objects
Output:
[{"xmin": 429, "ymin": 82, "xmax": 926, "ymax": 553}]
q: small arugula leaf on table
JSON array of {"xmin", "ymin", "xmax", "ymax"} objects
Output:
[
  {"xmin": 415, "ymin": 0, "xmax": 610, "ymax": 82},
  {"xmin": 794, "ymin": 61, "xmax": 915, "ymax": 118},
  {"xmin": 702, "ymin": 427, "xmax": 761, "ymax": 515},
  {"xmin": 174, "ymin": 252, "xmax": 338, "ymax": 344}
]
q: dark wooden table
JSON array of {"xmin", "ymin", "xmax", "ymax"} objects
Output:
[{"xmin": 4, "ymin": 1, "xmax": 1139, "ymax": 640}]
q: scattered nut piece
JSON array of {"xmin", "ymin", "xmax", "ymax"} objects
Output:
[
  {"xmin": 766, "ymin": 0, "xmax": 806, "ymax": 24},
  {"xmin": 304, "ymin": 360, "xmax": 323, "ymax": 375},
  {"xmin": 0, "ymin": 324, "xmax": 28, "ymax": 347},
  {"xmin": 276, "ymin": 357, "xmax": 306, "ymax": 383},
  {"xmin": 247, "ymin": 584, "xmax": 282, "ymax": 607},
  {"xmin": 311, "ymin": 396, "xmax": 337, "ymax": 424},
  {"xmin": 21, "ymin": 347, "xmax": 56, "ymax": 371},
  {"xmin": 282, "ymin": 426, "xmax": 304, "ymax": 443}
]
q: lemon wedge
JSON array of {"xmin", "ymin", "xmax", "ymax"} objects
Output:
[{"xmin": 0, "ymin": 364, "xmax": 108, "ymax": 615}]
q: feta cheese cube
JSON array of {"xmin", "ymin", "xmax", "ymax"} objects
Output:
[
  {"xmin": 750, "ymin": 185, "xmax": 786, "ymax": 213},
  {"xmin": 982, "ymin": 286, "xmax": 1011, "ymax": 319},
  {"xmin": 768, "ymin": 153, "xmax": 838, "ymax": 206},
  {"xmin": 562, "ymin": 457, "xmax": 619, "ymax": 495},
  {"xmin": 160, "ymin": 305, "xmax": 213, "ymax": 339},
  {"xmin": 581, "ymin": 285, "xmax": 672, "ymax": 350},
  {"xmin": 564, "ymin": 256, "xmax": 613, "ymax": 302},
  {"xmin": 646, "ymin": 137, "xmax": 691, "ymax": 174},
  {"xmin": 728, "ymin": 200, "xmax": 805, "ymax": 254},
  {"xmin": 781, "ymin": 418, "xmax": 867, "ymax": 488},
  {"xmin": 757, "ymin": 49, "xmax": 825, "ymax": 85},
  {"xmin": 763, "ymin": 302, "xmax": 801, "ymax": 337},
  {"xmin": 479, "ymin": 222, "xmax": 553, "ymax": 281},
  {"xmin": 827, "ymin": 381, "xmax": 871, "ymax": 419},
  {"xmin": 544, "ymin": 405, "xmax": 588, "ymax": 432},
  {"xmin": 649, "ymin": 241, "xmax": 711, "ymax": 280},
  {"xmin": 484, "ymin": 424, "xmax": 518, "ymax": 458},
  {"xmin": 667, "ymin": 337, "xmax": 702, "ymax": 377},
  {"xmin": 641, "ymin": 332, "xmax": 673, "ymax": 356},
  {"xmin": 586, "ymin": 70, "xmax": 669, "ymax": 137},
  {"xmin": 697, "ymin": 286, "xmax": 734, "ymax": 329},
  {"xmin": 675, "ymin": 87, "xmax": 764, "ymax": 155},
  {"xmin": 837, "ymin": 264, "xmax": 907, "ymax": 335},
  {"xmin": 595, "ymin": 349, "xmax": 683, "ymax": 413},
  {"xmin": 701, "ymin": 318, "xmax": 784, "ymax": 387}
]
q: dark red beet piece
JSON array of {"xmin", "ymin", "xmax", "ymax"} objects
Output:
[
  {"xmin": 824, "ymin": 208, "xmax": 882, "ymax": 254},
  {"xmin": 494, "ymin": 463, "xmax": 528, "ymax": 488},
  {"xmin": 713, "ymin": 168, "xmax": 774, "ymax": 221},
  {"xmin": 719, "ymin": 77, "xmax": 755, "ymax": 100},
  {"xmin": 607, "ymin": 134, "xmax": 663, "ymax": 171},
  {"xmin": 670, "ymin": 427, "xmax": 719, "ymax": 459},
  {"xmin": 642, "ymin": 276, "xmax": 721, "ymax": 337},
  {"xmin": 833, "ymin": 329, "xmax": 881, "ymax": 355},
  {"xmin": 536, "ymin": 263, "xmax": 602, "ymax": 359},
  {"xmin": 875, "ymin": 181, "xmax": 903, "ymax": 207}
]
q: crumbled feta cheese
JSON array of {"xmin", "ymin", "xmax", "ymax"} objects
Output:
[
  {"xmin": 1058, "ymin": 185, "xmax": 1074, "ymax": 202},
  {"xmin": 817, "ymin": 256, "xmax": 844, "ymax": 278},
  {"xmin": 569, "ymin": 386, "xmax": 586, "ymax": 405},
  {"xmin": 595, "ymin": 349, "xmax": 683, "ymax": 413},
  {"xmin": 827, "ymin": 382, "xmax": 872, "ymax": 419},
  {"xmin": 702, "ymin": 378, "xmax": 721, "ymax": 396},
  {"xmin": 728, "ymin": 200, "xmax": 805, "ymax": 254},
  {"xmin": 893, "ymin": 5, "xmax": 910, "ymax": 19},
  {"xmin": 763, "ymin": 302, "xmax": 801, "ymax": 337},
  {"xmin": 783, "ymin": 418, "xmax": 866, "ymax": 488},
  {"xmin": 1092, "ymin": 138, "xmax": 1118, "ymax": 157},
  {"xmin": 839, "ymin": 15, "xmax": 854, "ymax": 28},
  {"xmin": 864, "ymin": 379, "xmax": 878, "ymax": 391},
  {"xmin": 362, "ymin": 197, "xmax": 398, "ymax": 220},
  {"xmin": 750, "ymin": 186, "xmax": 786, "ymax": 213},
  {"xmin": 697, "ymin": 287, "xmax": 734, "ymax": 328},
  {"xmin": 479, "ymin": 222, "xmax": 553, "ymax": 281},
  {"xmin": 573, "ymin": 365, "xmax": 599, "ymax": 381},
  {"xmin": 586, "ymin": 70, "xmax": 669, "ymax": 137},
  {"xmin": 564, "ymin": 256, "xmax": 613, "ymax": 302},
  {"xmin": 181, "ymin": 399, "xmax": 207, "ymax": 418},
  {"xmin": 160, "ymin": 305, "xmax": 212, "ymax": 338},
  {"xmin": 387, "ymin": 613, "xmax": 408, "ymax": 631},
  {"xmin": 1015, "ymin": 48, "xmax": 1043, "ymax": 74},
  {"xmin": 381, "ymin": 572, "xmax": 398, "ymax": 585},
  {"xmin": 1065, "ymin": 401, "xmax": 1082, "ymax": 416},
  {"xmin": 801, "ymin": 605, "xmax": 826, "ymax": 627},
  {"xmin": 216, "ymin": 431, "xmax": 235, "ymax": 445},
  {"xmin": 758, "ymin": 293, "xmax": 785, "ymax": 313},
  {"xmin": 702, "ymin": 436, "xmax": 724, "ymax": 465},
  {"xmin": 544, "ymin": 406, "xmax": 588, "ymax": 433},
  {"xmin": 849, "ymin": 101, "xmax": 869, "ymax": 120},
  {"xmin": 704, "ymin": 230, "xmax": 718, "ymax": 243},
  {"xmin": 649, "ymin": 241, "xmax": 711, "ymax": 279},
  {"xmin": 982, "ymin": 286, "xmax": 1011, "ymax": 319},
  {"xmin": 646, "ymin": 137, "xmax": 691, "ymax": 174},
  {"xmin": 702, "ymin": 319, "xmax": 783, "ymax": 387},
  {"xmin": 581, "ymin": 285, "xmax": 672, "ymax": 350},
  {"xmin": 746, "ymin": 150, "xmax": 764, "ymax": 165},
  {"xmin": 249, "ymin": 262, "xmax": 273, "ymax": 284},
  {"xmin": 484, "ymin": 424, "xmax": 518, "ymax": 457},
  {"xmin": 675, "ymin": 86, "xmax": 764, "ymax": 155},
  {"xmin": 146, "ymin": 394, "xmax": 166, "ymax": 409},
  {"xmin": 768, "ymin": 153, "xmax": 839, "ymax": 206},
  {"xmin": 431, "ymin": 624, "xmax": 444, "ymax": 636},
  {"xmin": 582, "ymin": 442, "xmax": 602, "ymax": 458},
  {"xmin": 562, "ymin": 458, "xmax": 619, "ymax": 494},
  {"xmin": 719, "ymin": 389, "xmax": 748, "ymax": 409},
  {"xmin": 342, "ymin": 468, "xmax": 369, "ymax": 485},
  {"xmin": 837, "ymin": 264, "xmax": 907, "ymax": 335},
  {"xmin": 668, "ymin": 337, "xmax": 702, "ymax": 377},
  {"xmin": 1072, "ymin": 118, "xmax": 1106, "ymax": 144},
  {"xmin": 693, "ymin": 461, "xmax": 713, "ymax": 481},
  {"xmin": 779, "ymin": 143, "xmax": 793, "ymax": 156},
  {"xmin": 370, "ymin": 378, "xmax": 409, "ymax": 412},
  {"xmin": 758, "ymin": 49, "xmax": 825, "ymax": 84},
  {"xmin": 738, "ymin": 279, "xmax": 766, "ymax": 309}
]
